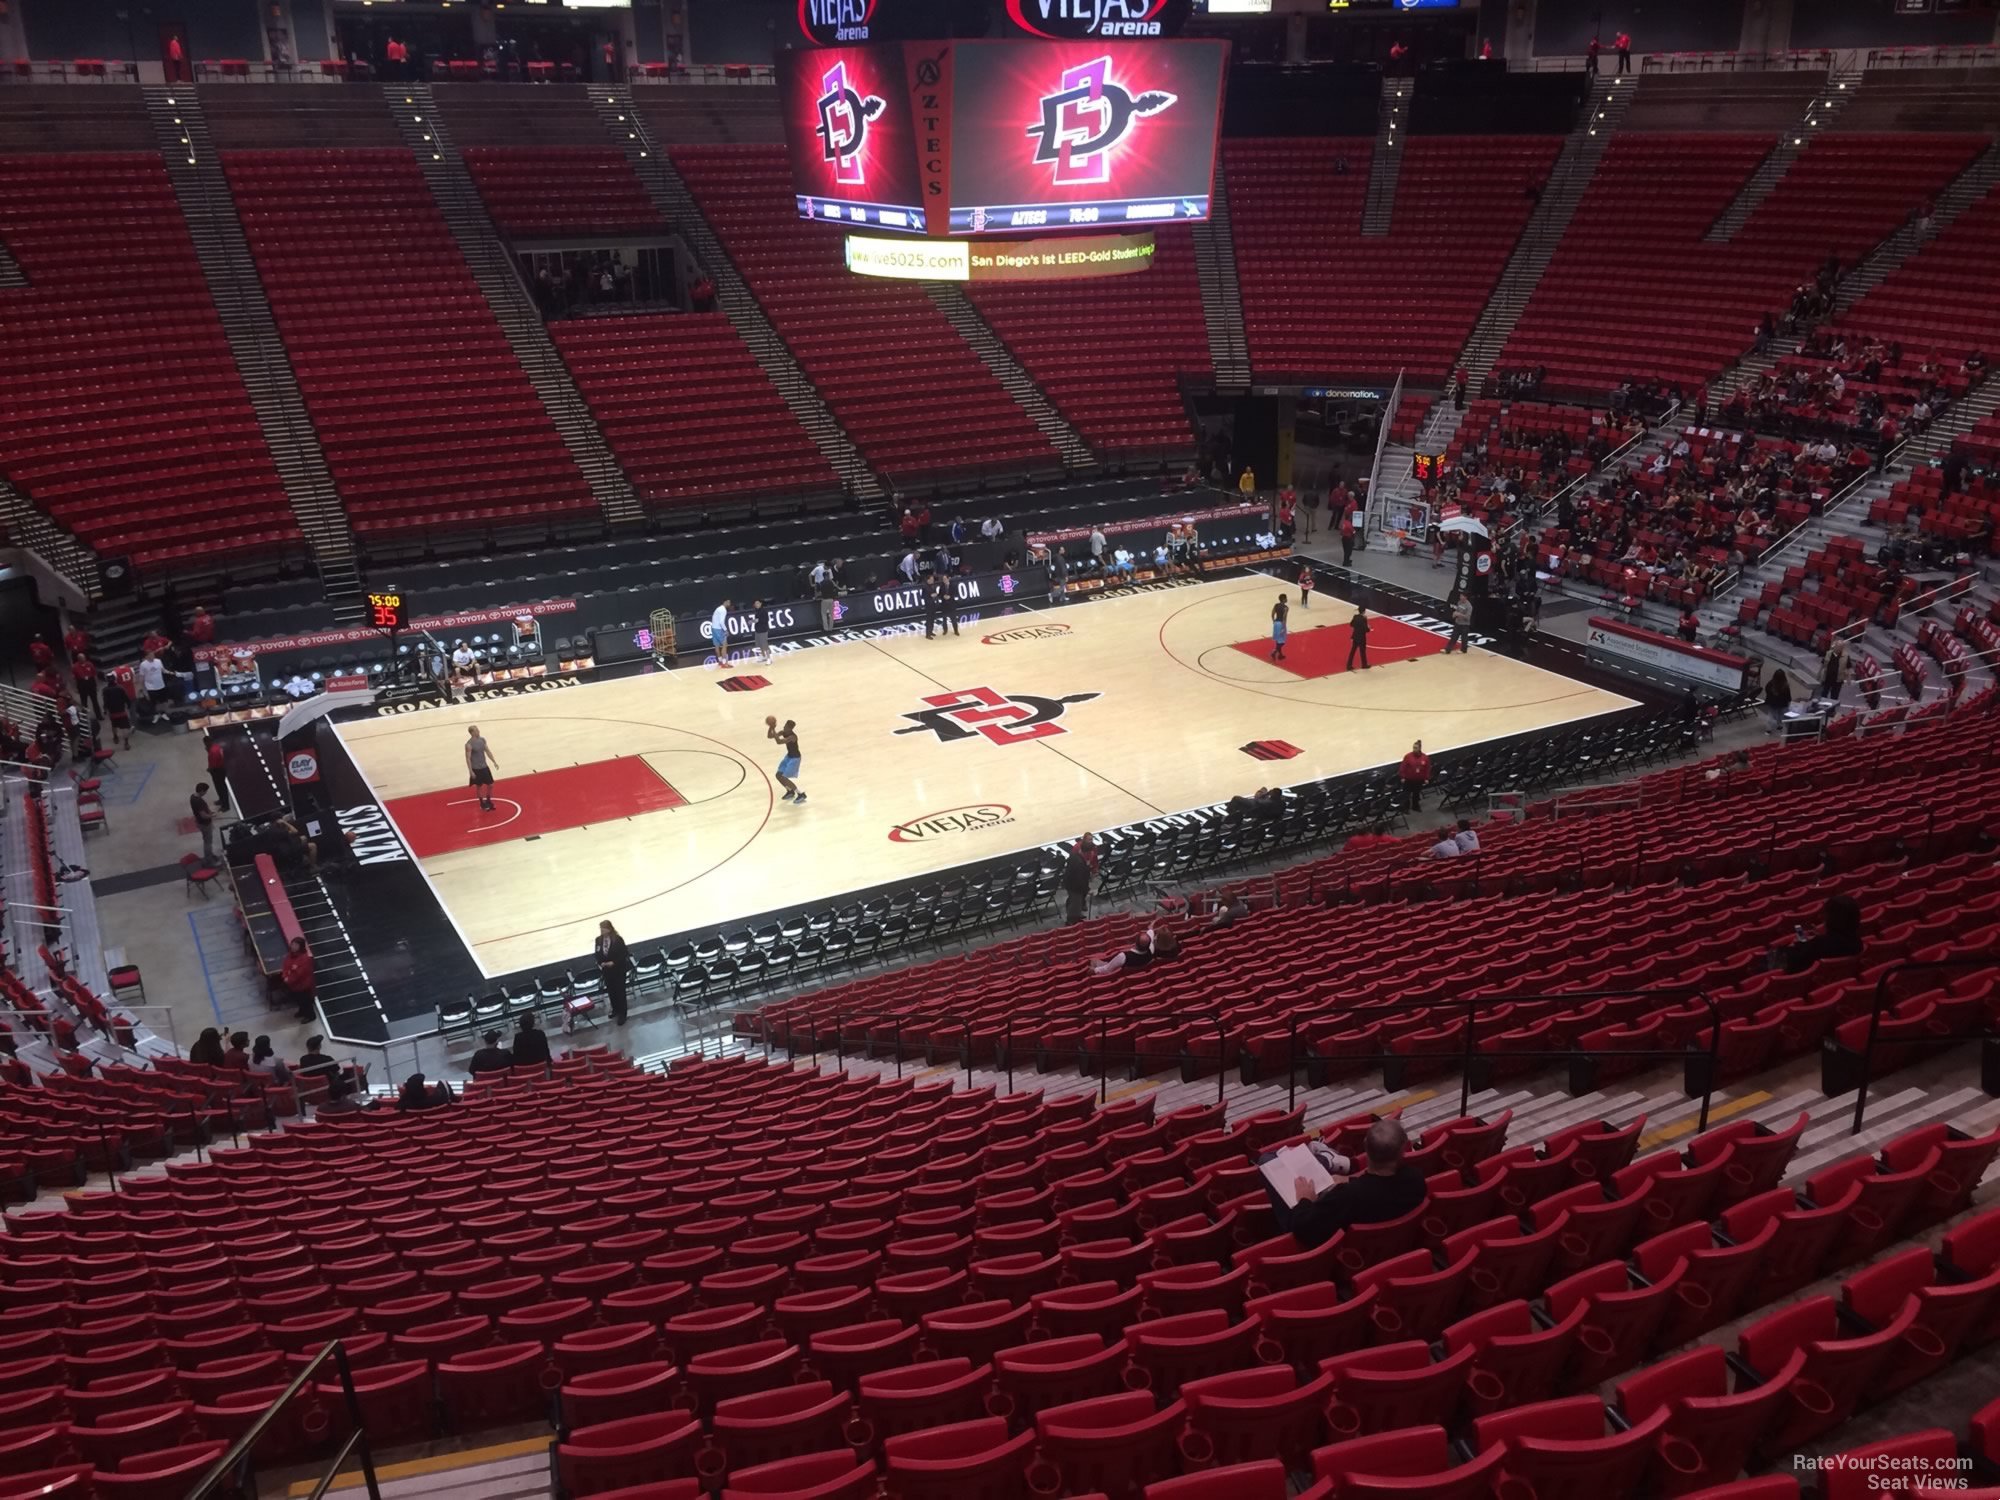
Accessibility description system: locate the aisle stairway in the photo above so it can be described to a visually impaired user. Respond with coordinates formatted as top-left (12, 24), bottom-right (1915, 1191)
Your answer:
top-left (1191, 159), bottom-right (1250, 390)
top-left (1447, 74), bottom-right (1637, 411)
top-left (0, 237), bottom-right (23, 289)
top-left (926, 286), bottom-right (1097, 471)
top-left (388, 85), bottom-right (641, 528)
top-left (585, 84), bottom-right (882, 503)
top-left (1359, 78), bottom-right (1410, 237)
top-left (140, 85), bottom-right (363, 617)
top-left (0, 470), bottom-right (96, 602)
top-left (1703, 64), bottom-right (1862, 244)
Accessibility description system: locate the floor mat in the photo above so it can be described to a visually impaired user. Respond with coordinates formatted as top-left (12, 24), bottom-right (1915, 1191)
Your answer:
top-left (387, 755), bottom-right (686, 858)
top-left (1228, 614), bottom-right (1453, 679)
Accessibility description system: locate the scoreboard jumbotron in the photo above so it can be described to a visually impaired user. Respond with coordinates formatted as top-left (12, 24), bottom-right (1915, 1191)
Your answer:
top-left (780, 38), bottom-right (1227, 245)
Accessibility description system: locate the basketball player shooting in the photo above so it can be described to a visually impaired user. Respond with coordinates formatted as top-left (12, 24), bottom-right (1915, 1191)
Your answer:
top-left (767, 716), bottom-right (805, 805)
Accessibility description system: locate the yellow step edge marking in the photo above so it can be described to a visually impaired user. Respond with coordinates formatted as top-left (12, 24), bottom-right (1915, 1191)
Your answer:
top-left (908, 1064), bottom-right (954, 1081)
top-left (1382, 1088), bottom-right (1439, 1114)
top-left (289, 1436), bottom-right (549, 1496)
top-left (1104, 1079), bottom-right (1166, 1102)
top-left (1638, 1090), bottom-right (1772, 1152)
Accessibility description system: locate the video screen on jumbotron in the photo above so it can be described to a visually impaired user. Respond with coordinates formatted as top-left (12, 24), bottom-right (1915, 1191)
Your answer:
top-left (778, 45), bottom-right (927, 231)
top-left (944, 39), bottom-right (1227, 235)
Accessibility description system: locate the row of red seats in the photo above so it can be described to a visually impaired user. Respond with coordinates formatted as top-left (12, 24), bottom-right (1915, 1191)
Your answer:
top-left (0, 154), bottom-right (298, 568)
top-left (459, 146), bottom-right (663, 239)
top-left (670, 144), bottom-right (1063, 484)
top-left (550, 312), bottom-right (839, 511)
top-left (220, 149), bottom-right (594, 535)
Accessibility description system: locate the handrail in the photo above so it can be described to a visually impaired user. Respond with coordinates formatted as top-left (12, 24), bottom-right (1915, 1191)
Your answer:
top-left (1501, 402), bottom-right (1675, 546)
top-left (1709, 443), bottom-right (1902, 606)
top-left (1834, 570), bottom-right (1976, 645)
top-left (1364, 368), bottom-right (1405, 533)
top-left (188, 1339), bottom-right (382, 1500)
top-left (1847, 954), bottom-right (1999, 1134)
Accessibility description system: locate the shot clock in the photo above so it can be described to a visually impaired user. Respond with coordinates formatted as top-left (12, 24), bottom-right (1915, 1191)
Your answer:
top-left (368, 591), bottom-right (410, 632)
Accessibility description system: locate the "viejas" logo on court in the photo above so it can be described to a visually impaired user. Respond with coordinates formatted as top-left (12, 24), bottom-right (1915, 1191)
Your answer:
top-left (888, 803), bottom-right (1016, 843)
top-left (982, 623), bottom-right (1074, 645)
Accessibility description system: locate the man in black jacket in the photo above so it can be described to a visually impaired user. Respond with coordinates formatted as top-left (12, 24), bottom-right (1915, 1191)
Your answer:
top-left (512, 1014), bottom-right (552, 1069)
top-left (595, 921), bottom-right (632, 1024)
top-left (1266, 1118), bottom-right (1426, 1249)
top-left (467, 1030), bottom-right (513, 1075)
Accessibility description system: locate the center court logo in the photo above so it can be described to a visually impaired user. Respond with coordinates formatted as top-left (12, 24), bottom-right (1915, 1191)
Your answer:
top-left (888, 803), bottom-right (1016, 843)
top-left (982, 622), bottom-right (1074, 645)
top-left (815, 59), bottom-right (885, 185)
top-left (1027, 56), bottom-right (1177, 187)
top-left (895, 685), bottom-right (1101, 746)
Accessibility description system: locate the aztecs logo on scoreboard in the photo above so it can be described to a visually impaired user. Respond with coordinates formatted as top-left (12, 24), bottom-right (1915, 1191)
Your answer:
top-left (1006, 0), bottom-right (1173, 40)
top-left (894, 686), bottom-right (1100, 746)
top-left (814, 59), bottom-right (887, 185)
top-left (1027, 55), bottom-right (1177, 186)
top-left (798, 0), bottom-right (876, 45)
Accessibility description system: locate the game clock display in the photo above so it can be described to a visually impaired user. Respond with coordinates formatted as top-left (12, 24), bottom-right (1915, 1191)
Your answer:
top-left (368, 592), bottom-right (410, 632)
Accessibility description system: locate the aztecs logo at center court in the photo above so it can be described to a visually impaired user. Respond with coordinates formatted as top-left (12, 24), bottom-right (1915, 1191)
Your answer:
top-left (895, 685), bottom-right (1100, 746)
top-left (814, 59), bottom-right (886, 186)
top-left (1026, 56), bottom-right (1177, 187)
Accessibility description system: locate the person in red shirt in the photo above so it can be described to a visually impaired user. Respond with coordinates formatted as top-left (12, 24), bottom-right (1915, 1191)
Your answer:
top-left (190, 607), bottom-right (215, 645)
top-left (1277, 486), bottom-right (1296, 541)
top-left (899, 507), bottom-right (919, 546)
top-left (1480, 38), bottom-right (1495, 61)
top-left (29, 669), bottom-right (60, 702)
top-left (282, 937), bottom-right (316, 1022)
top-left (69, 655), bottom-right (98, 715)
top-left (1615, 31), bottom-right (1632, 73)
top-left (28, 636), bottom-right (53, 673)
top-left (62, 625), bottom-right (89, 660)
top-left (165, 34), bottom-right (187, 84)
top-left (1399, 740), bottom-right (1431, 812)
top-left (1339, 500), bottom-right (1357, 567)
top-left (1585, 36), bottom-right (1601, 74)
top-left (206, 733), bottom-right (232, 812)
top-left (141, 630), bottom-right (170, 658)
top-left (1297, 560), bottom-right (1315, 609)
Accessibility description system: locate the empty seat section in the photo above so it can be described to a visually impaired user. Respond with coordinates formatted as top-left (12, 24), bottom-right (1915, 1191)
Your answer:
top-left (0, 153), bottom-right (297, 569)
top-left (1502, 133), bottom-right (1985, 395)
top-left (1226, 135), bottom-right (1559, 383)
top-left (460, 148), bottom-right (663, 239)
top-left (963, 229), bottom-right (1206, 455)
top-left (671, 144), bottom-right (1061, 484)
top-left (550, 313), bottom-right (838, 511)
top-left (221, 147), bottom-right (592, 535)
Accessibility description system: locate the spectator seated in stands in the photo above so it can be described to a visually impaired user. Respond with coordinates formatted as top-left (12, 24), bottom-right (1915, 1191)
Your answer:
top-left (1779, 894), bottom-right (1864, 974)
top-left (1428, 818), bottom-right (1480, 858)
top-left (397, 1072), bottom-right (455, 1112)
top-left (513, 1014), bottom-right (553, 1069)
top-left (1208, 893), bottom-right (1251, 930)
top-left (222, 1031), bottom-right (253, 1071)
top-left (298, 1034), bottom-right (360, 1100)
top-left (249, 1035), bottom-right (291, 1086)
top-left (188, 1027), bottom-right (225, 1068)
top-left (1090, 922), bottom-right (1181, 977)
top-left (1267, 1118), bottom-right (1427, 1250)
top-left (468, 1029), bottom-right (514, 1076)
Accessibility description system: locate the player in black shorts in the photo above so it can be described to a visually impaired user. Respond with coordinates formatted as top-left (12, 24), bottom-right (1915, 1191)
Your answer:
top-left (465, 724), bottom-right (499, 812)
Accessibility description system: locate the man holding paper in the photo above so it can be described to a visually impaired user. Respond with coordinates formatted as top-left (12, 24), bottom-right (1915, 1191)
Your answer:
top-left (1259, 1118), bottom-right (1426, 1249)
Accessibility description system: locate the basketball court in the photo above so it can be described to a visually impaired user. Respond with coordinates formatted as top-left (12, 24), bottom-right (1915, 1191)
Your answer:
top-left (331, 574), bottom-right (1638, 977)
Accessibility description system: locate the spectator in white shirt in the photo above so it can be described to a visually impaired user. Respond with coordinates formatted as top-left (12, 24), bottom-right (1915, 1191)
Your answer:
top-left (899, 551), bottom-right (919, 583)
top-left (709, 601), bottom-right (732, 665)
top-left (981, 516), bottom-right (1004, 542)
top-left (1089, 526), bottom-right (1107, 563)
top-left (136, 651), bottom-right (168, 722)
top-left (1453, 819), bottom-right (1479, 854)
top-left (1429, 833), bottom-right (1462, 858)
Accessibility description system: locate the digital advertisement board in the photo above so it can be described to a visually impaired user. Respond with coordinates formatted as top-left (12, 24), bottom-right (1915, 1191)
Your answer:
top-left (941, 39), bottom-right (1227, 234)
top-left (846, 230), bottom-right (1157, 280)
top-left (777, 45), bottom-right (928, 231)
